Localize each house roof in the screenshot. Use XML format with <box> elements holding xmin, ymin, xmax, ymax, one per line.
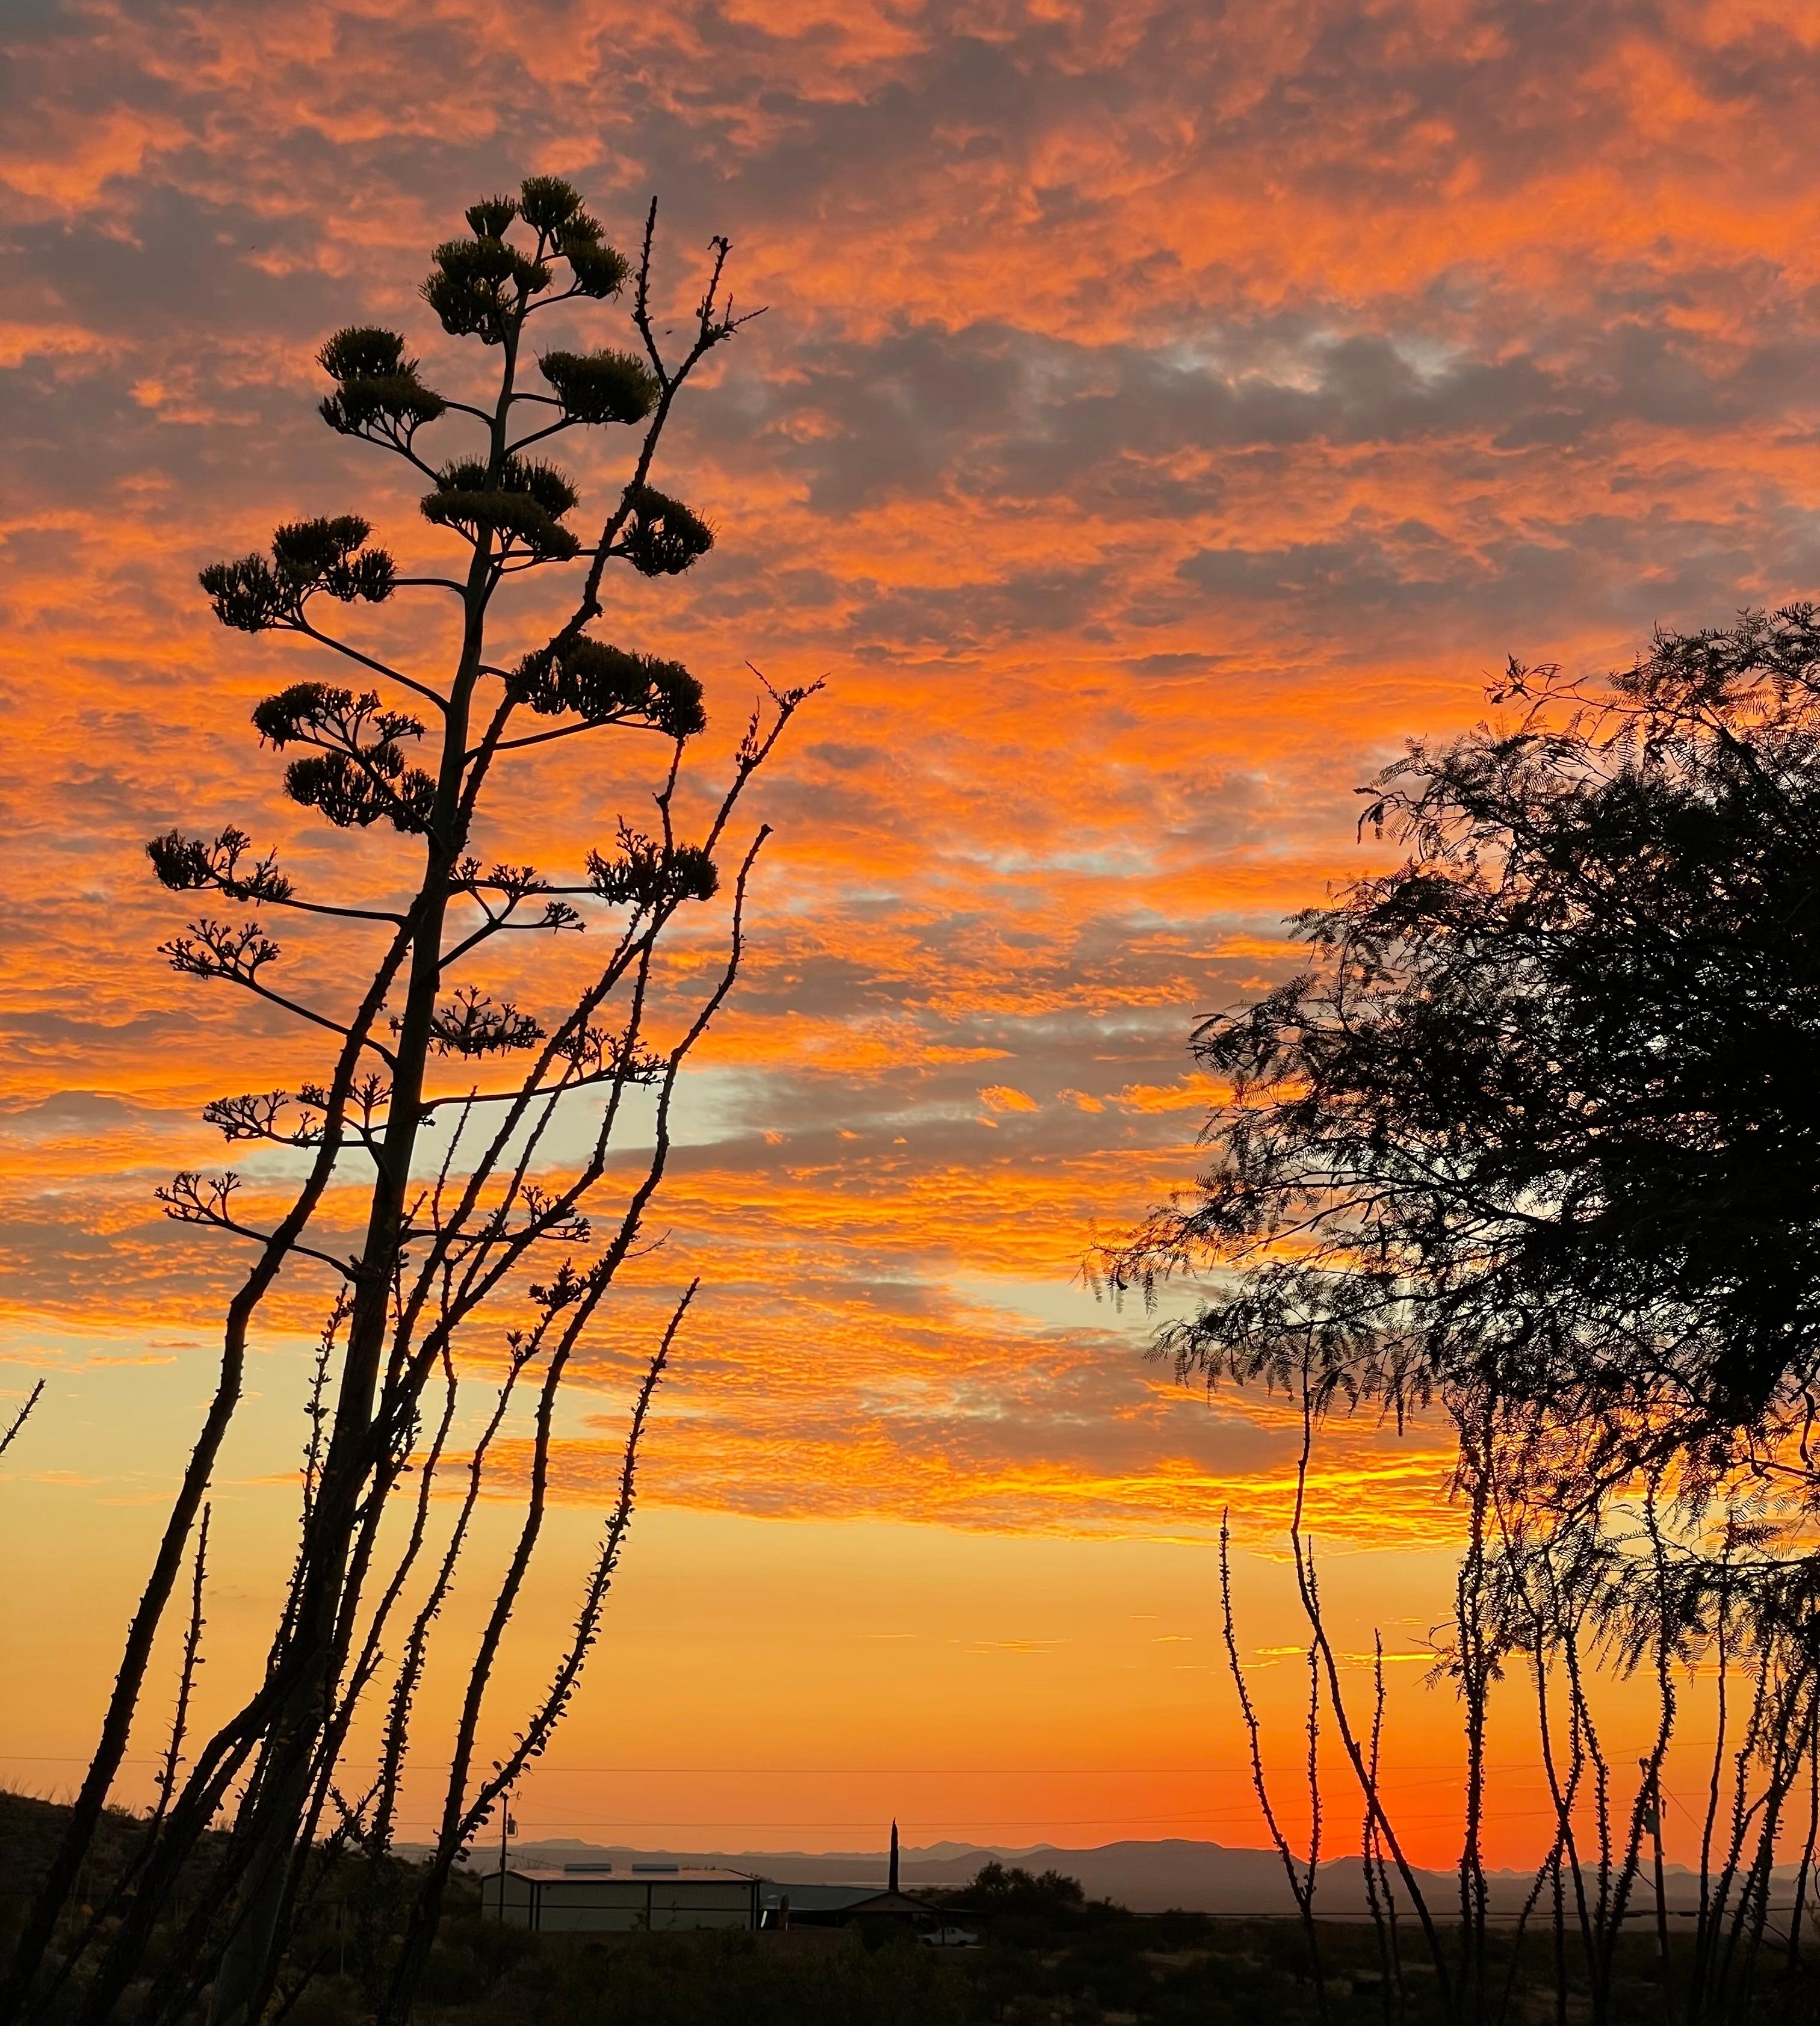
<box><xmin>757</xmin><ymin>1884</ymin><xmax>937</xmax><ymax>1914</ymax></box>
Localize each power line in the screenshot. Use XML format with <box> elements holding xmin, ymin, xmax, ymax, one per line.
<box><xmin>0</xmin><ymin>1754</ymin><xmax>1674</xmax><ymax>1778</ymax></box>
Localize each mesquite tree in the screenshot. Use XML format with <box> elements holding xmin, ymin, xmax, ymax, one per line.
<box><xmin>1104</xmin><ymin>610</ymin><xmax>1820</xmax><ymax>2021</ymax></box>
<box><xmin>2</xmin><ymin>179</ymin><xmax>809</xmax><ymax>2026</ymax></box>
<box><xmin>1103</xmin><ymin>608</ymin><xmax>1820</xmax><ymax>1447</ymax></box>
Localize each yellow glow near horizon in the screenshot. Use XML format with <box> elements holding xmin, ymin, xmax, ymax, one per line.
<box><xmin>5</xmin><ymin>0</ymin><xmax>1818</xmax><ymax>1878</ymax></box>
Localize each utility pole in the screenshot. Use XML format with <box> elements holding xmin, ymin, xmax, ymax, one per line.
<box><xmin>497</xmin><ymin>1796</ymin><xmax>516</xmax><ymax>1924</ymax></box>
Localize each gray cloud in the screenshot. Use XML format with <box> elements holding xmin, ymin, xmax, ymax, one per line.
<box><xmin>5</xmin><ymin>0</ymin><xmax>1820</xmax><ymax>1541</ymax></box>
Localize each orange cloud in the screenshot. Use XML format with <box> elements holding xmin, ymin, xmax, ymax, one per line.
<box><xmin>3</xmin><ymin>0</ymin><xmax>1814</xmax><ymax>1852</ymax></box>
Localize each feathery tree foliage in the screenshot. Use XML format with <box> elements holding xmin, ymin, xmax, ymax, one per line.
<box><xmin>1104</xmin><ymin>608</ymin><xmax>1820</xmax><ymax>2023</ymax></box>
<box><xmin>1107</xmin><ymin>606</ymin><xmax>1820</xmax><ymax>1480</ymax></box>
<box><xmin>2</xmin><ymin>179</ymin><xmax>810</xmax><ymax>2026</ymax></box>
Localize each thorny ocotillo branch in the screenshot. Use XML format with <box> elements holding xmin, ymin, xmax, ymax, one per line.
<box><xmin>4</xmin><ymin>176</ymin><xmax>809</xmax><ymax>2026</ymax></box>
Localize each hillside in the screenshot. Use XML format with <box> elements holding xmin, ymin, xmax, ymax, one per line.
<box><xmin>465</xmin><ymin>1832</ymin><xmax>1738</xmax><ymax>1917</ymax></box>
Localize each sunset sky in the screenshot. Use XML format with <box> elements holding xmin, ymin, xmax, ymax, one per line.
<box><xmin>4</xmin><ymin>0</ymin><xmax>1820</xmax><ymax>1873</ymax></box>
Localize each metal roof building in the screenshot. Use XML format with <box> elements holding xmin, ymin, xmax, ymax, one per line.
<box><xmin>480</xmin><ymin>1864</ymin><xmax>760</xmax><ymax>1933</ymax></box>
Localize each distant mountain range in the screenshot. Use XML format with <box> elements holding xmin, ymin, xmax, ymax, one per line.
<box><xmin>455</xmin><ymin>1835</ymin><xmax>1760</xmax><ymax>1917</ymax></box>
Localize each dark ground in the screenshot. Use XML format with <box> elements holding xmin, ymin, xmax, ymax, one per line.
<box><xmin>7</xmin><ymin>1791</ymin><xmax>1820</xmax><ymax>2024</ymax></box>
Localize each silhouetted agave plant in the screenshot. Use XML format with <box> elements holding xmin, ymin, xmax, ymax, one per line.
<box><xmin>3</xmin><ymin>179</ymin><xmax>814</xmax><ymax>2026</ymax></box>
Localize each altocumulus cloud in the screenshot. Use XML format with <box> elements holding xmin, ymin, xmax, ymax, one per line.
<box><xmin>4</xmin><ymin>0</ymin><xmax>1820</xmax><ymax>1536</ymax></box>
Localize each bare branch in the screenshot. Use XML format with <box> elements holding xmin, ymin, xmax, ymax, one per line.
<box><xmin>150</xmin><ymin>1505</ymin><xmax>211</xmax><ymax>1827</ymax></box>
<box><xmin>0</xmin><ymin>1379</ymin><xmax>45</xmax><ymax>1463</ymax></box>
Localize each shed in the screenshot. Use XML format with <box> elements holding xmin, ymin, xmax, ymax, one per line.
<box><xmin>480</xmin><ymin>1864</ymin><xmax>760</xmax><ymax>1933</ymax></box>
<box><xmin>757</xmin><ymin>1883</ymin><xmax>943</xmax><ymax>1931</ymax></box>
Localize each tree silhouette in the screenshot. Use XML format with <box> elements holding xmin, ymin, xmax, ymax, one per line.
<box><xmin>1104</xmin><ymin>607</ymin><xmax>1820</xmax><ymax>1479</ymax></box>
<box><xmin>1103</xmin><ymin>607</ymin><xmax>1820</xmax><ymax>2022</ymax></box>
<box><xmin>2</xmin><ymin>179</ymin><xmax>811</xmax><ymax>2026</ymax></box>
